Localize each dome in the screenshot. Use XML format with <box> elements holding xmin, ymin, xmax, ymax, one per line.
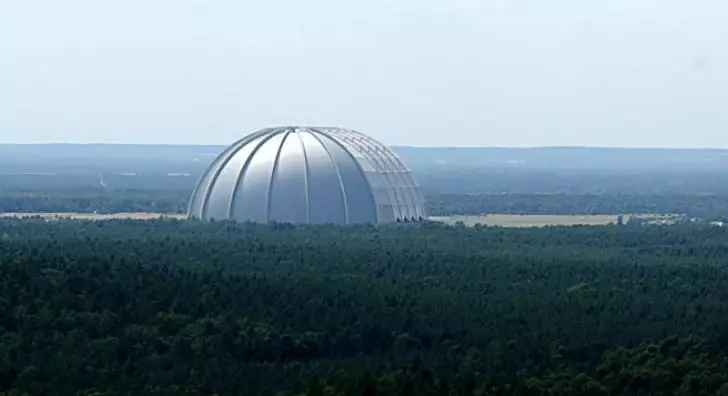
<box><xmin>187</xmin><ymin>126</ymin><xmax>427</xmax><ymax>224</ymax></box>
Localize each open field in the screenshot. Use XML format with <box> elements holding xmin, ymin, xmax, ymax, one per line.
<box><xmin>0</xmin><ymin>212</ymin><xmax>186</xmax><ymax>221</ymax></box>
<box><xmin>428</xmin><ymin>214</ymin><xmax>682</xmax><ymax>228</ymax></box>
<box><xmin>0</xmin><ymin>212</ymin><xmax>682</xmax><ymax>227</ymax></box>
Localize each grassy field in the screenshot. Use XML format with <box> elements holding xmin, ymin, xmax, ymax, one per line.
<box><xmin>0</xmin><ymin>212</ymin><xmax>186</xmax><ymax>221</ymax></box>
<box><xmin>427</xmin><ymin>214</ymin><xmax>681</xmax><ymax>228</ymax></box>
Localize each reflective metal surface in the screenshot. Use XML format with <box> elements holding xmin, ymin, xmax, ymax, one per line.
<box><xmin>187</xmin><ymin>126</ymin><xmax>427</xmax><ymax>224</ymax></box>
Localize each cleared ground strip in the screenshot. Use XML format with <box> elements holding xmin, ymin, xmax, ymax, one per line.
<box><xmin>427</xmin><ymin>214</ymin><xmax>680</xmax><ymax>227</ymax></box>
<box><xmin>0</xmin><ymin>212</ymin><xmax>680</xmax><ymax>227</ymax></box>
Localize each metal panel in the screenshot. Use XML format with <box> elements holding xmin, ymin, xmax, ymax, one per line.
<box><xmin>187</xmin><ymin>128</ymin><xmax>272</xmax><ymax>218</ymax></box>
<box><xmin>298</xmin><ymin>131</ymin><xmax>347</xmax><ymax>224</ymax></box>
<box><xmin>331</xmin><ymin>130</ymin><xmax>406</xmax><ymax>221</ymax></box>
<box><xmin>231</xmin><ymin>132</ymin><xmax>288</xmax><ymax>222</ymax></box>
<box><xmin>268</xmin><ymin>130</ymin><xmax>309</xmax><ymax>223</ymax></box>
<box><xmin>202</xmin><ymin>133</ymin><xmax>271</xmax><ymax>219</ymax></box>
<box><xmin>312</xmin><ymin>129</ymin><xmax>378</xmax><ymax>224</ymax></box>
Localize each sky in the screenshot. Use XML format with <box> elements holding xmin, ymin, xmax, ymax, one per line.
<box><xmin>1</xmin><ymin>0</ymin><xmax>726</xmax><ymax>147</ymax></box>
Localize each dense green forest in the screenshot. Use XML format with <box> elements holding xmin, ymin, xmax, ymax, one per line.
<box><xmin>3</xmin><ymin>219</ymin><xmax>728</xmax><ymax>394</ymax></box>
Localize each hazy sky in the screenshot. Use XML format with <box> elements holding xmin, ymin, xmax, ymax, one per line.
<box><xmin>1</xmin><ymin>0</ymin><xmax>726</xmax><ymax>147</ymax></box>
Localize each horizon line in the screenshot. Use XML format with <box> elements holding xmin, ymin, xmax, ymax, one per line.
<box><xmin>2</xmin><ymin>142</ymin><xmax>728</xmax><ymax>151</ymax></box>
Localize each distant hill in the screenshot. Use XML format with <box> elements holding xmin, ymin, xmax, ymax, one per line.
<box><xmin>393</xmin><ymin>146</ymin><xmax>728</xmax><ymax>170</ymax></box>
<box><xmin>2</xmin><ymin>144</ymin><xmax>728</xmax><ymax>173</ymax></box>
<box><xmin>0</xmin><ymin>144</ymin><xmax>223</xmax><ymax>175</ymax></box>
<box><xmin>0</xmin><ymin>144</ymin><xmax>223</xmax><ymax>162</ymax></box>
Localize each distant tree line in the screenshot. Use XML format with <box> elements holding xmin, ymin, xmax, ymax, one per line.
<box><xmin>0</xmin><ymin>188</ymin><xmax>189</xmax><ymax>214</ymax></box>
<box><xmin>5</xmin><ymin>167</ymin><xmax>728</xmax><ymax>195</ymax></box>
<box><xmin>4</xmin><ymin>167</ymin><xmax>728</xmax><ymax>221</ymax></box>
<box><xmin>426</xmin><ymin>193</ymin><xmax>728</xmax><ymax>220</ymax></box>
<box><xmin>3</xmin><ymin>189</ymin><xmax>728</xmax><ymax>221</ymax></box>
<box><xmin>417</xmin><ymin>168</ymin><xmax>728</xmax><ymax>195</ymax></box>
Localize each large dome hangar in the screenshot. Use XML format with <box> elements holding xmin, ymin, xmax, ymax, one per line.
<box><xmin>187</xmin><ymin>126</ymin><xmax>427</xmax><ymax>225</ymax></box>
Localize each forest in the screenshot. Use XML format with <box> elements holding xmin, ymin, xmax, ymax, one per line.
<box><xmin>3</xmin><ymin>219</ymin><xmax>728</xmax><ymax>394</ymax></box>
<box><xmin>4</xmin><ymin>147</ymin><xmax>728</xmax><ymax>394</ymax></box>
